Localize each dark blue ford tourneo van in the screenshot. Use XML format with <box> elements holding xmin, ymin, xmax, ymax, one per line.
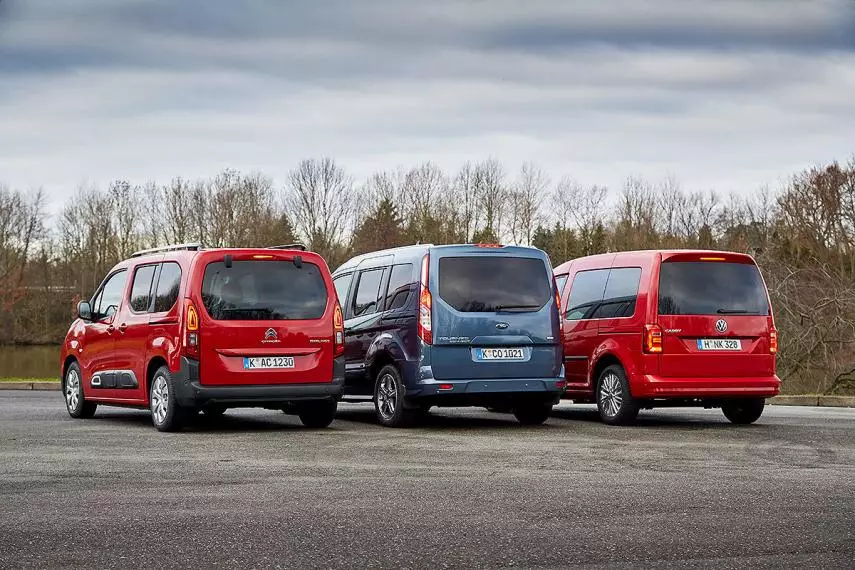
<box><xmin>332</xmin><ymin>244</ymin><xmax>565</xmax><ymax>427</ymax></box>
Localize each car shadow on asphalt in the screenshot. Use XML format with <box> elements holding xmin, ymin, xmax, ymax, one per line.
<box><xmin>549</xmin><ymin>405</ymin><xmax>749</xmax><ymax>430</ymax></box>
<box><xmin>334</xmin><ymin>405</ymin><xmax>562</xmax><ymax>430</ymax></box>
<box><xmin>88</xmin><ymin>410</ymin><xmax>307</xmax><ymax>432</ymax></box>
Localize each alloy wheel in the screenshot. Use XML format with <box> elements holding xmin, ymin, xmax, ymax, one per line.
<box><xmin>151</xmin><ymin>375</ymin><xmax>169</xmax><ymax>425</ymax></box>
<box><xmin>65</xmin><ymin>369</ymin><xmax>80</xmax><ymax>412</ymax></box>
<box><xmin>599</xmin><ymin>373</ymin><xmax>623</xmax><ymax>418</ymax></box>
<box><xmin>377</xmin><ymin>373</ymin><xmax>397</xmax><ymax>420</ymax></box>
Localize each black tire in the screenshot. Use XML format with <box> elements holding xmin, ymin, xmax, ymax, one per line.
<box><xmin>513</xmin><ymin>403</ymin><xmax>552</xmax><ymax>426</ymax></box>
<box><xmin>596</xmin><ymin>364</ymin><xmax>639</xmax><ymax>425</ymax></box>
<box><xmin>149</xmin><ymin>366</ymin><xmax>186</xmax><ymax>432</ymax></box>
<box><xmin>374</xmin><ymin>364</ymin><xmax>417</xmax><ymax>428</ymax></box>
<box><xmin>297</xmin><ymin>400</ymin><xmax>338</xmax><ymax>428</ymax></box>
<box><xmin>64</xmin><ymin>362</ymin><xmax>97</xmax><ymax>419</ymax></box>
<box><xmin>202</xmin><ymin>405</ymin><xmax>227</xmax><ymax>419</ymax></box>
<box><xmin>722</xmin><ymin>398</ymin><xmax>765</xmax><ymax>425</ymax></box>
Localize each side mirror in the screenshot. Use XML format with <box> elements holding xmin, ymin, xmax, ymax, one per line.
<box><xmin>77</xmin><ymin>301</ymin><xmax>93</xmax><ymax>321</ymax></box>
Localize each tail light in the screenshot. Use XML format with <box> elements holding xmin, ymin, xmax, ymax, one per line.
<box><xmin>769</xmin><ymin>327</ymin><xmax>778</xmax><ymax>354</ymax></box>
<box><xmin>553</xmin><ymin>276</ymin><xmax>563</xmax><ymax>335</ymax></box>
<box><xmin>333</xmin><ymin>302</ymin><xmax>345</xmax><ymax>357</ymax></box>
<box><xmin>644</xmin><ymin>324</ymin><xmax>663</xmax><ymax>354</ymax></box>
<box><xmin>183</xmin><ymin>299</ymin><xmax>200</xmax><ymax>359</ymax></box>
<box><xmin>475</xmin><ymin>243</ymin><xmax>503</xmax><ymax>248</ymax></box>
<box><xmin>418</xmin><ymin>254</ymin><xmax>432</xmax><ymax>344</ymax></box>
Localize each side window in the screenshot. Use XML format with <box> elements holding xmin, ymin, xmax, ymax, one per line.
<box><xmin>566</xmin><ymin>269</ymin><xmax>609</xmax><ymax>321</ymax></box>
<box><xmin>352</xmin><ymin>269</ymin><xmax>384</xmax><ymax>317</ymax></box>
<box><xmin>333</xmin><ymin>273</ymin><xmax>353</xmax><ymax>308</ymax></box>
<box><xmin>153</xmin><ymin>262</ymin><xmax>182</xmax><ymax>313</ymax></box>
<box><xmin>384</xmin><ymin>264</ymin><xmax>414</xmax><ymax>312</ymax></box>
<box><xmin>94</xmin><ymin>270</ymin><xmax>128</xmax><ymax>321</ymax></box>
<box><xmin>555</xmin><ymin>274</ymin><xmax>569</xmax><ymax>297</ymax></box>
<box><xmin>592</xmin><ymin>267</ymin><xmax>642</xmax><ymax>319</ymax></box>
<box><xmin>129</xmin><ymin>265</ymin><xmax>157</xmax><ymax>313</ymax></box>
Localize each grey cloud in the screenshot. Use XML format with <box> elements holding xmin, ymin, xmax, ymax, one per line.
<box><xmin>0</xmin><ymin>0</ymin><xmax>853</xmax><ymax>209</ymax></box>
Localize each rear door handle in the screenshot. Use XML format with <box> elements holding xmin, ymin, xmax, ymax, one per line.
<box><xmin>118</xmin><ymin>323</ymin><xmax>128</xmax><ymax>333</ymax></box>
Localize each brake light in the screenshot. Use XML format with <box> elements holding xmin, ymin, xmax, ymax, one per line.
<box><xmin>333</xmin><ymin>303</ymin><xmax>345</xmax><ymax>357</ymax></box>
<box><xmin>770</xmin><ymin>328</ymin><xmax>778</xmax><ymax>354</ymax></box>
<box><xmin>699</xmin><ymin>256</ymin><xmax>726</xmax><ymax>262</ymax></box>
<box><xmin>475</xmin><ymin>243</ymin><xmax>503</xmax><ymax>248</ymax></box>
<box><xmin>418</xmin><ymin>254</ymin><xmax>432</xmax><ymax>344</ymax></box>
<box><xmin>553</xmin><ymin>276</ymin><xmax>563</xmax><ymax>335</ymax></box>
<box><xmin>183</xmin><ymin>300</ymin><xmax>200</xmax><ymax>359</ymax></box>
<box><xmin>644</xmin><ymin>324</ymin><xmax>663</xmax><ymax>354</ymax></box>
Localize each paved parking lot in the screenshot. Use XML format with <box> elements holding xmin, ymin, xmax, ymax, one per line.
<box><xmin>1</xmin><ymin>391</ymin><xmax>854</xmax><ymax>568</ymax></box>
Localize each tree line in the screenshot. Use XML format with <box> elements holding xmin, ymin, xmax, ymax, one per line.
<box><xmin>1</xmin><ymin>157</ymin><xmax>854</xmax><ymax>395</ymax></box>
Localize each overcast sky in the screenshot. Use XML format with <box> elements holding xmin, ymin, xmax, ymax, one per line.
<box><xmin>1</xmin><ymin>0</ymin><xmax>853</xmax><ymax>209</ymax></box>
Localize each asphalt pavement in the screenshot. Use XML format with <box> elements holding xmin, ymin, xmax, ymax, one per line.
<box><xmin>1</xmin><ymin>392</ymin><xmax>853</xmax><ymax>569</ymax></box>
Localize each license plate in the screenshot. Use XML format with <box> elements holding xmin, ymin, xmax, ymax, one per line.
<box><xmin>697</xmin><ymin>339</ymin><xmax>742</xmax><ymax>351</ymax></box>
<box><xmin>243</xmin><ymin>356</ymin><xmax>295</xmax><ymax>369</ymax></box>
<box><xmin>475</xmin><ymin>347</ymin><xmax>526</xmax><ymax>361</ymax></box>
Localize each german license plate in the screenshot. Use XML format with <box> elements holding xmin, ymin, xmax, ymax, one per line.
<box><xmin>243</xmin><ymin>356</ymin><xmax>295</xmax><ymax>369</ymax></box>
<box><xmin>696</xmin><ymin>339</ymin><xmax>741</xmax><ymax>351</ymax></box>
<box><xmin>475</xmin><ymin>347</ymin><xmax>526</xmax><ymax>361</ymax></box>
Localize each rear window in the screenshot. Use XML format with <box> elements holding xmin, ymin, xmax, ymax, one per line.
<box><xmin>438</xmin><ymin>256</ymin><xmax>551</xmax><ymax>312</ymax></box>
<box><xmin>658</xmin><ymin>261</ymin><xmax>770</xmax><ymax>316</ymax></box>
<box><xmin>201</xmin><ymin>260</ymin><xmax>328</xmax><ymax>321</ymax></box>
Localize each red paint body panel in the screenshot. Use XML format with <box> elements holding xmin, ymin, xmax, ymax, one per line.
<box><xmin>553</xmin><ymin>249</ymin><xmax>781</xmax><ymax>402</ymax></box>
<box><xmin>60</xmin><ymin>247</ymin><xmax>338</xmax><ymax>407</ymax></box>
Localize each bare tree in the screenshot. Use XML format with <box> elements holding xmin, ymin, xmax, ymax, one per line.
<box><xmin>510</xmin><ymin>162</ymin><xmax>549</xmax><ymax>245</ymax></box>
<box><xmin>473</xmin><ymin>158</ymin><xmax>506</xmax><ymax>241</ymax></box>
<box><xmin>286</xmin><ymin>158</ymin><xmax>354</xmax><ymax>258</ymax></box>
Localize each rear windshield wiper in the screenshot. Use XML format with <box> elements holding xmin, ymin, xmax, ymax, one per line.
<box><xmin>494</xmin><ymin>304</ymin><xmax>542</xmax><ymax>312</ymax></box>
<box><xmin>717</xmin><ymin>308</ymin><xmax>751</xmax><ymax>314</ymax></box>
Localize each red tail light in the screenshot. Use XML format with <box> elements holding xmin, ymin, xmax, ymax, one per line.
<box><xmin>475</xmin><ymin>243</ymin><xmax>503</xmax><ymax>248</ymax></box>
<box><xmin>418</xmin><ymin>254</ymin><xmax>432</xmax><ymax>344</ymax></box>
<box><xmin>183</xmin><ymin>299</ymin><xmax>200</xmax><ymax>359</ymax></box>
<box><xmin>553</xmin><ymin>276</ymin><xmax>563</xmax><ymax>335</ymax></box>
<box><xmin>644</xmin><ymin>324</ymin><xmax>663</xmax><ymax>354</ymax></box>
<box><xmin>333</xmin><ymin>303</ymin><xmax>345</xmax><ymax>357</ymax></box>
<box><xmin>769</xmin><ymin>327</ymin><xmax>778</xmax><ymax>354</ymax></box>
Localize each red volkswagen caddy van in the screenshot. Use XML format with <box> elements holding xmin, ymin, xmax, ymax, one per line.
<box><xmin>554</xmin><ymin>250</ymin><xmax>780</xmax><ymax>425</ymax></box>
<box><xmin>60</xmin><ymin>243</ymin><xmax>345</xmax><ymax>432</ymax></box>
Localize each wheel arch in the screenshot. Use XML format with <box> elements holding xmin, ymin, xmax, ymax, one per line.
<box><xmin>366</xmin><ymin>332</ymin><xmax>407</xmax><ymax>382</ymax></box>
<box><xmin>590</xmin><ymin>352</ymin><xmax>625</xmax><ymax>390</ymax></box>
<box><xmin>62</xmin><ymin>355</ymin><xmax>78</xmax><ymax>383</ymax></box>
<box><xmin>368</xmin><ymin>350</ymin><xmax>398</xmax><ymax>384</ymax></box>
<box><xmin>145</xmin><ymin>356</ymin><xmax>169</xmax><ymax>401</ymax></box>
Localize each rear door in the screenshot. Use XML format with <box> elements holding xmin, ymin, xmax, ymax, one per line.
<box><xmin>196</xmin><ymin>253</ymin><xmax>335</xmax><ymax>385</ymax></box>
<box><xmin>342</xmin><ymin>265</ymin><xmax>388</xmax><ymax>389</ymax></box>
<box><xmin>112</xmin><ymin>260</ymin><xmax>162</xmax><ymax>401</ymax></box>
<box><xmin>428</xmin><ymin>246</ymin><xmax>561</xmax><ymax>381</ymax></box>
<box><xmin>655</xmin><ymin>254</ymin><xmax>775</xmax><ymax>378</ymax></box>
<box><xmin>562</xmin><ymin>268</ymin><xmax>609</xmax><ymax>389</ymax></box>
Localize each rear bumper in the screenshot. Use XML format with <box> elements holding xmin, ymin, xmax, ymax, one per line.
<box><xmin>172</xmin><ymin>356</ymin><xmax>345</xmax><ymax>408</ymax></box>
<box><xmin>632</xmin><ymin>374</ymin><xmax>781</xmax><ymax>399</ymax></box>
<box><xmin>406</xmin><ymin>377</ymin><xmax>565</xmax><ymax>407</ymax></box>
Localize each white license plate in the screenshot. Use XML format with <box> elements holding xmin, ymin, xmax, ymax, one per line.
<box><xmin>697</xmin><ymin>339</ymin><xmax>742</xmax><ymax>351</ymax></box>
<box><xmin>476</xmin><ymin>348</ymin><xmax>526</xmax><ymax>361</ymax></box>
<box><xmin>243</xmin><ymin>356</ymin><xmax>295</xmax><ymax>370</ymax></box>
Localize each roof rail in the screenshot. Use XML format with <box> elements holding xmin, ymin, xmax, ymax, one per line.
<box><xmin>267</xmin><ymin>243</ymin><xmax>307</xmax><ymax>251</ymax></box>
<box><xmin>130</xmin><ymin>242</ymin><xmax>203</xmax><ymax>258</ymax></box>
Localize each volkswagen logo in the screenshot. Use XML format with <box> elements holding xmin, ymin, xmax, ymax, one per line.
<box><xmin>496</xmin><ymin>322</ymin><xmax>509</xmax><ymax>330</ymax></box>
<box><xmin>715</xmin><ymin>319</ymin><xmax>728</xmax><ymax>334</ymax></box>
